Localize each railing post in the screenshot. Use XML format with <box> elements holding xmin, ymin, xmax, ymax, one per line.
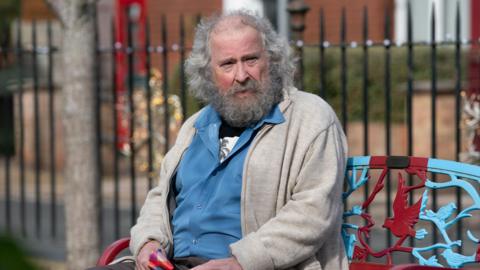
<box><xmin>287</xmin><ymin>0</ymin><xmax>309</xmax><ymax>90</ymax></box>
<box><xmin>287</xmin><ymin>0</ymin><xmax>309</xmax><ymax>41</ymax></box>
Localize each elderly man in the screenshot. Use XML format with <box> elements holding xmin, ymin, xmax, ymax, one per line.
<box><xmin>92</xmin><ymin>10</ymin><xmax>348</xmax><ymax>270</ymax></box>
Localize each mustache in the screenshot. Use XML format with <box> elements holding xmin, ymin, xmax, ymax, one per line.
<box><xmin>227</xmin><ymin>80</ymin><xmax>261</xmax><ymax>95</ymax></box>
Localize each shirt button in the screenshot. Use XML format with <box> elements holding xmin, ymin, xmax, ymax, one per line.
<box><xmin>195</xmin><ymin>203</ymin><xmax>202</xmax><ymax>209</ymax></box>
<box><xmin>192</xmin><ymin>239</ymin><xmax>198</xmax><ymax>245</ymax></box>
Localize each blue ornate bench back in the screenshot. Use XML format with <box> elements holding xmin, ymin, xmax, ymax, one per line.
<box><xmin>342</xmin><ymin>156</ymin><xmax>480</xmax><ymax>268</ymax></box>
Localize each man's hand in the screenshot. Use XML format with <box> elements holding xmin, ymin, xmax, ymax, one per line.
<box><xmin>191</xmin><ymin>257</ymin><xmax>243</xmax><ymax>270</ymax></box>
<box><xmin>135</xmin><ymin>240</ymin><xmax>161</xmax><ymax>270</ymax></box>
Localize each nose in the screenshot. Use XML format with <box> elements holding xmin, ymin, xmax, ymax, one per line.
<box><xmin>234</xmin><ymin>63</ymin><xmax>249</xmax><ymax>83</ymax></box>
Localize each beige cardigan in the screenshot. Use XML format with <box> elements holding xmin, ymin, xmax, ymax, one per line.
<box><xmin>130</xmin><ymin>87</ymin><xmax>349</xmax><ymax>270</ymax></box>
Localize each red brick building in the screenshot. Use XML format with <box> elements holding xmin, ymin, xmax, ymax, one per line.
<box><xmin>19</xmin><ymin>0</ymin><xmax>396</xmax><ymax>48</ymax></box>
<box><xmin>146</xmin><ymin>0</ymin><xmax>221</xmax><ymax>46</ymax></box>
<box><xmin>143</xmin><ymin>0</ymin><xmax>394</xmax><ymax>46</ymax></box>
<box><xmin>21</xmin><ymin>0</ymin><xmax>56</xmax><ymax>21</ymax></box>
<box><xmin>303</xmin><ymin>0</ymin><xmax>394</xmax><ymax>44</ymax></box>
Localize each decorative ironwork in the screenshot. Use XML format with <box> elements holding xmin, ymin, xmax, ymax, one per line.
<box><xmin>343</xmin><ymin>156</ymin><xmax>480</xmax><ymax>268</ymax></box>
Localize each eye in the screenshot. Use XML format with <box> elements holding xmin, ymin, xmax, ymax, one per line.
<box><xmin>245</xmin><ymin>57</ymin><xmax>258</xmax><ymax>65</ymax></box>
<box><xmin>220</xmin><ymin>61</ymin><xmax>234</xmax><ymax>70</ymax></box>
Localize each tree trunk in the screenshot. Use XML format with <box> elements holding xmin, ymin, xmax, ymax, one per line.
<box><xmin>46</xmin><ymin>1</ymin><xmax>100</xmax><ymax>269</ymax></box>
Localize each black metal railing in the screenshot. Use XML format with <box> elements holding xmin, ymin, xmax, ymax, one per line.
<box><xmin>0</xmin><ymin>1</ymin><xmax>476</xmax><ymax>263</ymax></box>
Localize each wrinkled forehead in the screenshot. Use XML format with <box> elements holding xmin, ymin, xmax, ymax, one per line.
<box><xmin>212</xmin><ymin>15</ymin><xmax>256</xmax><ymax>34</ymax></box>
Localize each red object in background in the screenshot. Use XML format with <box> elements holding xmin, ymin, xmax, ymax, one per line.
<box><xmin>148</xmin><ymin>249</ymin><xmax>174</xmax><ymax>270</ymax></box>
<box><xmin>96</xmin><ymin>237</ymin><xmax>130</xmax><ymax>266</ymax></box>
<box><xmin>353</xmin><ymin>156</ymin><xmax>428</xmax><ymax>265</ymax></box>
<box><xmin>115</xmin><ymin>0</ymin><xmax>147</xmax><ymax>152</ymax></box>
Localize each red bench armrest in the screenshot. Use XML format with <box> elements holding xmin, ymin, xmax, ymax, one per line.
<box><xmin>96</xmin><ymin>237</ymin><xmax>131</xmax><ymax>266</ymax></box>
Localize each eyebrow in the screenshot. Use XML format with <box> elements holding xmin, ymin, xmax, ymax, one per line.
<box><xmin>217</xmin><ymin>52</ymin><xmax>262</xmax><ymax>65</ymax></box>
<box><xmin>217</xmin><ymin>57</ymin><xmax>235</xmax><ymax>65</ymax></box>
<box><xmin>241</xmin><ymin>52</ymin><xmax>261</xmax><ymax>61</ymax></box>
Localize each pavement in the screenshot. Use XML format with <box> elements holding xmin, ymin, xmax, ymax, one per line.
<box><xmin>31</xmin><ymin>258</ymin><xmax>66</xmax><ymax>270</ymax></box>
<box><xmin>0</xmin><ymin>197</ymin><xmax>138</xmax><ymax>269</ymax></box>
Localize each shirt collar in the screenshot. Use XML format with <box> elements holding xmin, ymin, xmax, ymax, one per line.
<box><xmin>194</xmin><ymin>105</ymin><xmax>222</xmax><ymax>130</ymax></box>
<box><xmin>252</xmin><ymin>104</ymin><xmax>284</xmax><ymax>130</ymax></box>
<box><xmin>194</xmin><ymin>104</ymin><xmax>285</xmax><ymax>130</ymax></box>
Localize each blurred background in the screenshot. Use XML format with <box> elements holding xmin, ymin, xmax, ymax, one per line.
<box><xmin>0</xmin><ymin>0</ymin><xmax>479</xmax><ymax>269</ymax></box>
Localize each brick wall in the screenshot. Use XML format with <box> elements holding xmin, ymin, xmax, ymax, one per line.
<box><xmin>146</xmin><ymin>0</ymin><xmax>221</xmax><ymax>45</ymax></box>
<box><xmin>22</xmin><ymin>0</ymin><xmax>57</xmax><ymax>21</ymax></box>
<box><xmin>302</xmin><ymin>0</ymin><xmax>394</xmax><ymax>44</ymax></box>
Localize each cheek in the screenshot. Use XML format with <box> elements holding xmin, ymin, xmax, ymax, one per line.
<box><xmin>254</xmin><ymin>68</ymin><xmax>265</xmax><ymax>81</ymax></box>
<box><xmin>214</xmin><ymin>73</ymin><xmax>233</xmax><ymax>93</ymax></box>
<box><xmin>253</xmin><ymin>62</ymin><xmax>269</xmax><ymax>81</ymax></box>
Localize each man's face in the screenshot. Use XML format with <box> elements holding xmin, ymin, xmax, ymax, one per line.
<box><xmin>209</xmin><ymin>26</ymin><xmax>269</xmax><ymax>100</ymax></box>
<box><xmin>203</xmin><ymin>20</ymin><xmax>282</xmax><ymax>127</ymax></box>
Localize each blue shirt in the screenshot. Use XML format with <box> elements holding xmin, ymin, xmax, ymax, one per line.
<box><xmin>172</xmin><ymin>105</ymin><xmax>284</xmax><ymax>259</ymax></box>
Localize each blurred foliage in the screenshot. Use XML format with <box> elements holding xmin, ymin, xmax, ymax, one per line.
<box><xmin>169</xmin><ymin>63</ymin><xmax>205</xmax><ymax>119</ymax></box>
<box><xmin>302</xmin><ymin>45</ymin><xmax>469</xmax><ymax>123</ymax></box>
<box><xmin>0</xmin><ymin>233</ymin><xmax>38</xmax><ymax>270</ymax></box>
<box><xmin>0</xmin><ymin>0</ymin><xmax>20</xmax><ymax>21</ymax></box>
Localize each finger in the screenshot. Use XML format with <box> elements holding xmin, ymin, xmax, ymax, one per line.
<box><xmin>137</xmin><ymin>258</ymin><xmax>150</xmax><ymax>270</ymax></box>
<box><xmin>158</xmin><ymin>248</ymin><xmax>168</xmax><ymax>258</ymax></box>
<box><xmin>141</xmin><ymin>262</ymin><xmax>151</xmax><ymax>270</ymax></box>
<box><xmin>135</xmin><ymin>261</ymin><xmax>146</xmax><ymax>270</ymax></box>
